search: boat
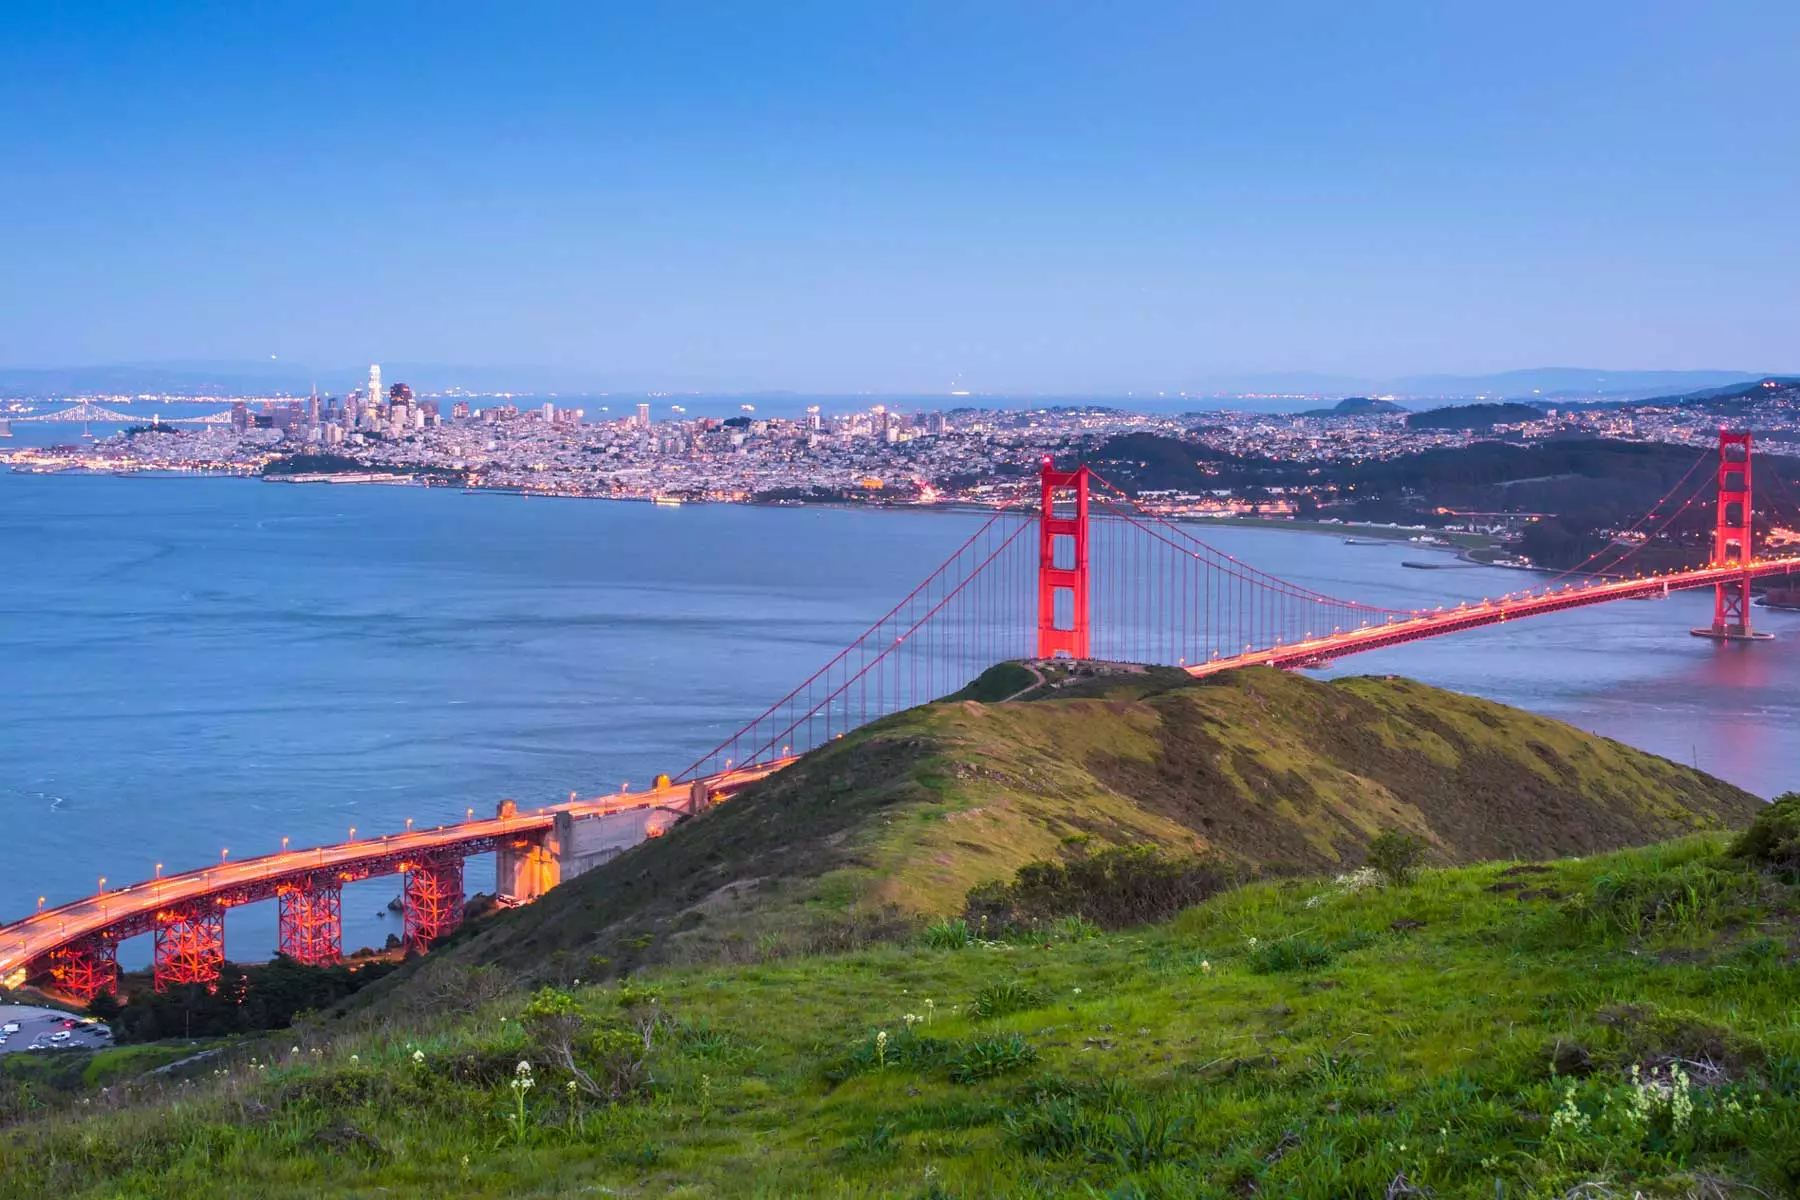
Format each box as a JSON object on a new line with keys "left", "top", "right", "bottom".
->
{"left": 1341, "top": 536, "right": 1386, "bottom": 546}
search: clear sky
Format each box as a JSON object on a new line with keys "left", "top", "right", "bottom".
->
{"left": 3, "top": 3, "right": 1796, "bottom": 393}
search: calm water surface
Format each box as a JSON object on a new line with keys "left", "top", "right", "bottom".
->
{"left": 4, "top": 467, "right": 1797, "bottom": 962}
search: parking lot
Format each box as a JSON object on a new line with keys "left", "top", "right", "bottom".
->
{"left": 0, "top": 1003, "right": 114, "bottom": 1055}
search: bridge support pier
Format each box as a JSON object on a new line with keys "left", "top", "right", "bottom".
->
{"left": 277, "top": 880, "right": 342, "bottom": 966}
{"left": 154, "top": 905, "right": 225, "bottom": 992}
{"left": 403, "top": 855, "right": 465, "bottom": 952}
{"left": 46, "top": 933, "right": 119, "bottom": 1004}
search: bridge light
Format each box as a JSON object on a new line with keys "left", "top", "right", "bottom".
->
{"left": 97, "top": 876, "right": 106, "bottom": 893}
{"left": 348, "top": 827, "right": 356, "bottom": 840}
{"left": 405, "top": 818, "right": 413, "bottom": 832}
{"left": 221, "top": 848, "right": 229, "bottom": 864}
{"left": 281, "top": 837, "right": 288, "bottom": 852}
{"left": 467, "top": 808, "right": 474, "bottom": 821}
{"left": 155, "top": 863, "right": 163, "bottom": 878}
{"left": 37, "top": 897, "right": 44, "bottom": 913}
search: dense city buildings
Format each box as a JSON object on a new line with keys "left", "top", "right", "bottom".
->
{"left": 6, "top": 372, "right": 1799, "bottom": 529}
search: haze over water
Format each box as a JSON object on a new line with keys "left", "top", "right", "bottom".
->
{"left": 4, "top": 468, "right": 1797, "bottom": 963}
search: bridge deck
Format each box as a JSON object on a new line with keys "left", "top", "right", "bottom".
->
{"left": 1185, "top": 559, "right": 1800, "bottom": 677}
{"left": 0, "top": 761, "right": 787, "bottom": 986}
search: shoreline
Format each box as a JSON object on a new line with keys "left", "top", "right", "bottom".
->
{"left": 1, "top": 459, "right": 1517, "bottom": 560}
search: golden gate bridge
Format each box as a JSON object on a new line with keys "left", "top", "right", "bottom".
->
{"left": 3, "top": 429, "right": 1794, "bottom": 1002}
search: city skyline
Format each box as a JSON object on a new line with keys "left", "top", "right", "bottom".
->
{"left": 4, "top": 4, "right": 1798, "bottom": 390}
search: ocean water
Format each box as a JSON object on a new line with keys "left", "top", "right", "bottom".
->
{"left": 3, "top": 467, "right": 1796, "bottom": 962}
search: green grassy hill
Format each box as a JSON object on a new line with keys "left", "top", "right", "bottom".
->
{"left": 428, "top": 667, "right": 1759, "bottom": 979}
{"left": 4, "top": 828, "right": 1797, "bottom": 1197}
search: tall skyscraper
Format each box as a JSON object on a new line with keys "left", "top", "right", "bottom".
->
{"left": 368, "top": 364, "right": 382, "bottom": 412}
{"left": 636, "top": 403, "right": 651, "bottom": 427}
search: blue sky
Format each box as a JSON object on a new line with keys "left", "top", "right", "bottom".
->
{"left": 3, "top": 3, "right": 1796, "bottom": 392}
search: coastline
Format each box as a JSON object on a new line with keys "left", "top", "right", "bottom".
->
{"left": 0, "top": 459, "right": 1513, "bottom": 558}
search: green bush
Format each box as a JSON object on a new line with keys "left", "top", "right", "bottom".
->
{"left": 1584, "top": 860, "right": 1754, "bottom": 937}
{"left": 1729, "top": 792, "right": 1800, "bottom": 880}
{"left": 1246, "top": 936, "right": 1334, "bottom": 974}
{"left": 964, "top": 846, "right": 1229, "bottom": 932}
{"left": 970, "top": 981, "right": 1046, "bottom": 1021}
{"left": 922, "top": 917, "right": 973, "bottom": 949}
{"left": 1365, "top": 829, "right": 1429, "bottom": 886}
{"left": 949, "top": 1034, "right": 1038, "bottom": 1083}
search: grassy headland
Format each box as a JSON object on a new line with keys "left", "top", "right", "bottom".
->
{"left": 0, "top": 670, "right": 1787, "bottom": 1198}
{"left": 2, "top": 828, "right": 1797, "bottom": 1197}
{"left": 419, "top": 667, "right": 1757, "bottom": 979}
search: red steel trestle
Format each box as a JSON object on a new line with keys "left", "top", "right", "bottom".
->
{"left": 154, "top": 904, "right": 226, "bottom": 992}
{"left": 277, "top": 879, "right": 343, "bottom": 966}
{"left": 48, "top": 933, "right": 120, "bottom": 1004}
{"left": 403, "top": 855, "right": 465, "bottom": 952}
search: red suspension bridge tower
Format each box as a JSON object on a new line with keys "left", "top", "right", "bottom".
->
{"left": 1693, "top": 429, "right": 1772, "bottom": 642}
{"left": 1037, "top": 463, "right": 1091, "bottom": 658}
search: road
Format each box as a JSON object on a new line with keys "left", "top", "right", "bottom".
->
{"left": 0, "top": 761, "right": 790, "bottom": 989}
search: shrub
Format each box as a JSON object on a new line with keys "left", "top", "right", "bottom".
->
{"left": 520, "top": 986, "right": 657, "bottom": 1101}
{"left": 950, "top": 1034, "right": 1038, "bottom": 1083}
{"left": 970, "top": 980, "right": 1046, "bottom": 1021}
{"left": 964, "top": 846, "right": 1229, "bottom": 932}
{"left": 1584, "top": 861, "right": 1753, "bottom": 937}
{"left": 1365, "top": 829, "right": 1429, "bottom": 886}
{"left": 1246, "top": 936, "right": 1334, "bottom": 974}
{"left": 1729, "top": 792, "right": 1800, "bottom": 880}
{"left": 923, "top": 917, "right": 973, "bottom": 949}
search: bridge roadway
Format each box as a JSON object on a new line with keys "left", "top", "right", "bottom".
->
{"left": 0, "top": 761, "right": 790, "bottom": 989}
{"left": 1185, "top": 558, "right": 1800, "bottom": 677}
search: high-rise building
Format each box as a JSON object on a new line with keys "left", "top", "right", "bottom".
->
{"left": 368, "top": 364, "right": 382, "bottom": 412}
{"left": 542, "top": 402, "right": 556, "bottom": 422}
{"left": 805, "top": 405, "right": 821, "bottom": 431}
{"left": 636, "top": 403, "right": 651, "bottom": 427}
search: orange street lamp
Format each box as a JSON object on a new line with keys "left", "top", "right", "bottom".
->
{"left": 466, "top": 808, "right": 474, "bottom": 822}
{"left": 37, "top": 896, "right": 45, "bottom": 914}
{"left": 281, "top": 836, "right": 289, "bottom": 852}
{"left": 154, "top": 863, "right": 163, "bottom": 879}
{"left": 97, "top": 876, "right": 107, "bottom": 893}
{"left": 405, "top": 817, "right": 413, "bottom": 832}
{"left": 349, "top": 827, "right": 357, "bottom": 841}
{"left": 221, "top": 848, "right": 230, "bottom": 864}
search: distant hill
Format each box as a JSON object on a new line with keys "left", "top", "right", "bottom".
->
{"left": 1405, "top": 402, "right": 1543, "bottom": 431}
{"left": 419, "top": 668, "right": 1760, "bottom": 978}
{"left": 1299, "top": 396, "right": 1407, "bottom": 417}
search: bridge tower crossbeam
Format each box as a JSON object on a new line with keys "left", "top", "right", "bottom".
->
{"left": 153, "top": 905, "right": 226, "bottom": 992}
